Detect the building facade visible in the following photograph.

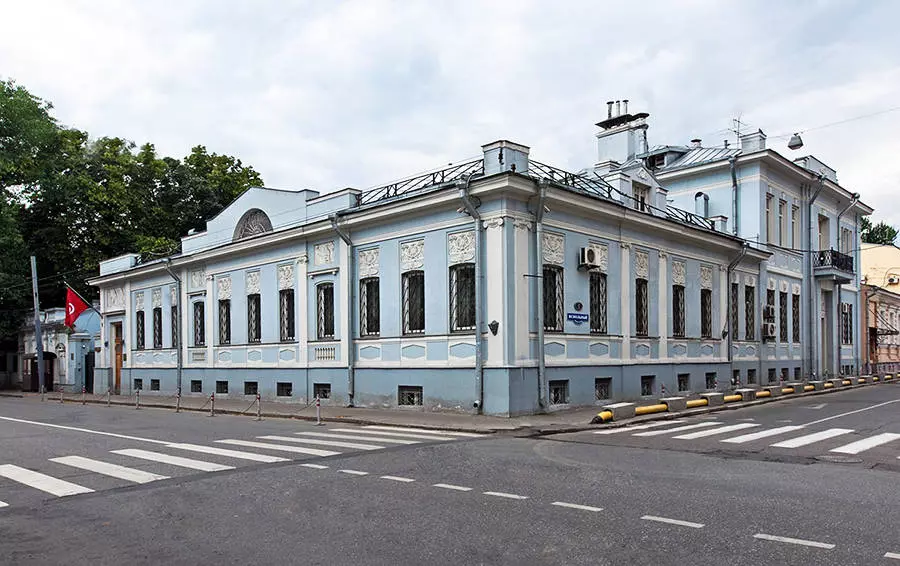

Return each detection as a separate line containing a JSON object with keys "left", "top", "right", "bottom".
{"left": 860, "top": 284, "right": 900, "bottom": 375}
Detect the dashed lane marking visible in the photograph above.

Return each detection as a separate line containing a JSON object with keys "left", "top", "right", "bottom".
{"left": 640, "top": 515, "right": 704, "bottom": 529}
{"left": 300, "top": 464, "right": 328, "bottom": 470}
{"left": 216, "top": 439, "right": 340, "bottom": 457}
{"left": 0, "top": 464, "right": 94, "bottom": 497}
{"left": 829, "top": 433, "right": 900, "bottom": 455}
{"left": 432, "top": 483, "right": 472, "bottom": 492}
{"left": 363, "top": 426, "right": 481, "bottom": 438}
{"left": 294, "top": 432, "right": 420, "bottom": 445}
{"left": 49, "top": 456, "right": 168, "bottom": 484}
{"left": 672, "top": 423, "right": 759, "bottom": 440}
{"left": 593, "top": 420, "right": 685, "bottom": 434}
{"left": 885, "top": 551, "right": 900, "bottom": 560}
{"left": 753, "top": 533, "right": 835, "bottom": 550}
{"left": 380, "top": 475, "right": 415, "bottom": 483}
{"left": 769, "top": 428, "right": 854, "bottom": 449}
{"left": 338, "top": 469, "right": 369, "bottom": 476}
{"left": 551, "top": 502, "right": 603, "bottom": 512}
{"left": 111, "top": 449, "right": 234, "bottom": 472}
{"left": 0, "top": 501, "right": 8, "bottom": 508}
{"left": 166, "top": 443, "right": 288, "bottom": 463}
{"left": 632, "top": 422, "right": 720, "bottom": 437}
{"left": 804, "top": 399, "right": 900, "bottom": 427}
{"left": 256, "top": 435, "right": 384, "bottom": 451}
{"left": 720, "top": 425, "right": 806, "bottom": 444}
{"left": 330, "top": 428, "right": 455, "bottom": 441}
{"left": 483, "top": 491, "right": 528, "bottom": 500}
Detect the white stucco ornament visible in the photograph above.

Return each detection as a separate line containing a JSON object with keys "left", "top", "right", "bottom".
{"left": 780, "top": 280, "right": 789, "bottom": 293}
{"left": 483, "top": 217, "right": 504, "bottom": 230}
{"left": 217, "top": 276, "right": 232, "bottom": 300}
{"left": 400, "top": 240, "right": 424, "bottom": 271}
{"left": 135, "top": 292, "right": 144, "bottom": 311}
{"left": 542, "top": 232, "right": 564, "bottom": 265}
{"left": 170, "top": 285, "right": 177, "bottom": 305}
{"left": 106, "top": 287, "right": 125, "bottom": 311}
{"left": 190, "top": 269, "right": 206, "bottom": 291}
{"left": 151, "top": 288, "right": 162, "bottom": 309}
{"left": 246, "top": 271, "right": 260, "bottom": 295}
{"left": 634, "top": 250, "right": 649, "bottom": 279}
{"left": 672, "top": 261, "right": 686, "bottom": 286}
{"left": 792, "top": 283, "right": 801, "bottom": 295}
{"left": 278, "top": 264, "right": 294, "bottom": 290}
{"left": 700, "top": 265, "right": 713, "bottom": 290}
{"left": 744, "top": 274, "right": 757, "bottom": 287}
{"left": 315, "top": 242, "right": 335, "bottom": 266}
{"left": 448, "top": 231, "right": 475, "bottom": 265}
{"left": 358, "top": 248, "right": 380, "bottom": 278}
{"left": 590, "top": 243, "right": 609, "bottom": 272}
{"left": 767, "top": 278, "right": 777, "bottom": 291}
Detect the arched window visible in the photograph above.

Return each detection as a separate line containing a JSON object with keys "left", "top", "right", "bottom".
{"left": 233, "top": 209, "right": 273, "bottom": 241}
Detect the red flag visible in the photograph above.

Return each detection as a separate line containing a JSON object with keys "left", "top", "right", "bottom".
{"left": 65, "top": 286, "right": 90, "bottom": 328}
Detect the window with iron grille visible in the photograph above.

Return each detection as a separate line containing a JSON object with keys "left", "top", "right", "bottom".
{"left": 193, "top": 302, "right": 205, "bottom": 347}
{"left": 359, "top": 277, "right": 380, "bottom": 336}
{"left": 218, "top": 299, "right": 231, "bottom": 345}
{"left": 589, "top": 271, "right": 607, "bottom": 334}
{"left": 133, "top": 378, "right": 143, "bottom": 391}
{"left": 216, "top": 380, "right": 228, "bottom": 394}
{"left": 841, "top": 303, "right": 853, "bottom": 344}
{"left": 279, "top": 289, "right": 295, "bottom": 342}
{"left": 398, "top": 385, "right": 423, "bottom": 406}
{"left": 317, "top": 283, "right": 335, "bottom": 339}
{"left": 636, "top": 278, "right": 649, "bottom": 337}
{"left": 701, "top": 289, "right": 713, "bottom": 339}
{"left": 779, "top": 291, "right": 788, "bottom": 342}
{"left": 152, "top": 307, "right": 162, "bottom": 349}
{"left": 732, "top": 370, "right": 741, "bottom": 386}
{"left": 191, "top": 379, "right": 202, "bottom": 393}
{"left": 767, "top": 289, "right": 775, "bottom": 317}
{"left": 276, "top": 382, "right": 293, "bottom": 397}
{"left": 677, "top": 373, "right": 690, "bottom": 392}
{"left": 744, "top": 285, "right": 755, "bottom": 340}
{"left": 768, "top": 368, "right": 776, "bottom": 383}
{"left": 792, "top": 294, "right": 801, "bottom": 342}
{"left": 748, "top": 369, "right": 757, "bottom": 384}
{"left": 150, "top": 379, "right": 160, "bottom": 391}
{"left": 244, "top": 381, "right": 258, "bottom": 395}
{"left": 594, "top": 378, "right": 611, "bottom": 400}
{"left": 672, "top": 284, "right": 685, "bottom": 338}
{"left": 731, "top": 283, "right": 739, "bottom": 338}
{"left": 641, "top": 375, "right": 655, "bottom": 396}
{"left": 402, "top": 271, "right": 425, "bottom": 335}
{"left": 783, "top": 368, "right": 791, "bottom": 382}
{"left": 247, "top": 293, "right": 261, "bottom": 343}
{"left": 705, "top": 372, "right": 717, "bottom": 390}
{"left": 314, "top": 383, "right": 331, "bottom": 399}
{"left": 449, "top": 263, "right": 475, "bottom": 331}
{"left": 794, "top": 367, "right": 801, "bottom": 380}
{"left": 543, "top": 266, "right": 564, "bottom": 332}
{"left": 171, "top": 305, "right": 178, "bottom": 348}
{"left": 549, "top": 380, "right": 569, "bottom": 405}
{"left": 135, "top": 310, "right": 145, "bottom": 350}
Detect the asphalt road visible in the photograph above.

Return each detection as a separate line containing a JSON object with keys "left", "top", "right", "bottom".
{"left": 1, "top": 387, "right": 899, "bottom": 565}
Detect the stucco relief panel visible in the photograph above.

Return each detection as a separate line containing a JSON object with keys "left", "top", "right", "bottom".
{"left": 358, "top": 248, "right": 380, "bottom": 278}
{"left": 151, "top": 288, "right": 162, "bottom": 309}
{"left": 106, "top": 287, "right": 125, "bottom": 311}
{"left": 246, "top": 271, "right": 260, "bottom": 295}
{"left": 542, "top": 232, "right": 564, "bottom": 265}
{"left": 135, "top": 292, "right": 144, "bottom": 311}
{"left": 217, "top": 276, "right": 232, "bottom": 300}
{"left": 634, "top": 250, "right": 649, "bottom": 279}
{"left": 590, "top": 243, "right": 609, "bottom": 272}
{"left": 315, "top": 242, "right": 335, "bottom": 266}
{"left": 448, "top": 231, "right": 475, "bottom": 265}
{"left": 700, "top": 266, "right": 713, "bottom": 290}
{"left": 278, "top": 264, "right": 294, "bottom": 290}
{"left": 400, "top": 240, "right": 424, "bottom": 271}
{"left": 672, "top": 261, "right": 686, "bottom": 286}
{"left": 189, "top": 268, "right": 206, "bottom": 291}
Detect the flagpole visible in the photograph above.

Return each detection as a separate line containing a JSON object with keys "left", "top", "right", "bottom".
{"left": 64, "top": 281, "right": 101, "bottom": 316}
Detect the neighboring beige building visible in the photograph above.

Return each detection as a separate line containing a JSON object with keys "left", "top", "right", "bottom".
{"left": 861, "top": 243, "right": 900, "bottom": 289}
{"left": 860, "top": 244, "right": 900, "bottom": 374}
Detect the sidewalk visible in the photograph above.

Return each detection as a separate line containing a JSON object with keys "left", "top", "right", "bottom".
{"left": 0, "top": 391, "right": 601, "bottom": 434}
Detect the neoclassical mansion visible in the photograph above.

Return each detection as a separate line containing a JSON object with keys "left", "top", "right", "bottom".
{"left": 88, "top": 107, "right": 866, "bottom": 415}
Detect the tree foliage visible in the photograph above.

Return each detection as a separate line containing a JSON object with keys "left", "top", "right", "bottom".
{"left": 860, "top": 216, "right": 898, "bottom": 246}
{"left": 0, "top": 80, "right": 263, "bottom": 338}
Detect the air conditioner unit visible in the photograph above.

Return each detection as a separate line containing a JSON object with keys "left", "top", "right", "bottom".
{"left": 578, "top": 247, "right": 599, "bottom": 270}
{"left": 763, "top": 322, "right": 777, "bottom": 339}
{"left": 763, "top": 305, "right": 777, "bottom": 320}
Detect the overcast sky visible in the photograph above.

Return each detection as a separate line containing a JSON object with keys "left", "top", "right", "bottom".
{"left": 3, "top": 0, "right": 899, "bottom": 223}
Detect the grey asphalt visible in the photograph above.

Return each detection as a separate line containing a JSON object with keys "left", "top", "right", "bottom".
{"left": 1, "top": 391, "right": 900, "bottom": 565}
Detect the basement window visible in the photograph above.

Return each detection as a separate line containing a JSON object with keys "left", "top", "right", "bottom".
{"left": 549, "top": 380, "right": 569, "bottom": 405}
{"left": 314, "top": 383, "right": 331, "bottom": 399}
{"left": 244, "top": 381, "right": 258, "bottom": 396}
{"left": 768, "top": 368, "right": 777, "bottom": 383}
{"left": 191, "top": 380, "right": 202, "bottom": 393}
{"left": 705, "top": 373, "right": 717, "bottom": 390}
{"left": 216, "top": 381, "right": 228, "bottom": 394}
{"left": 732, "top": 370, "right": 741, "bottom": 387}
{"left": 641, "top": 375, "right": 655, "bottom": 397}
{"left": 794, "top": 367, "right": 801, "bottom": 380}
{"left": 677, "top": 373, "right": 690, "bottom": 392}
{"left": 782, "top": 368, "right": 790, "bottom": 382}
{"left": 150, "top": 379, "right": 160, "bottom": 391}
{"left": 277, "top": 382, "right": 293, "bottom": 397}
{"left": 747, "top": 369, "right": 757, "bottom": 385}
{"left": 133, "top": 378, "right": 143, "bottom": 391}
{"left": 398, "top": 385, "right": 423, "bottom": 406}
{"left": 594, "top": 378, "right": 611, "bottom": 401}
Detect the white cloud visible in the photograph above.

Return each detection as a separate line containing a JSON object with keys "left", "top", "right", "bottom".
{"left": 2, "top": 0, "right": 899, "bottom": 221}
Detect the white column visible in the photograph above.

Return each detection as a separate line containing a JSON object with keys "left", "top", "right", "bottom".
{"left": 205, "top": 272, "right": 214, "bottom": 364}
{"left": 513, "top": 220, "right": 532, "bottom": 362}
{"left": 339, "top": 238, "right": 350, "bottom": 365}
{"left": 297, "top": 254, "right": 309, "bottom": 367}
{"left": 658, "top": 252, "right": 668, "bottom": 357}
{"left": 484, "top": 217, "right": 506, "bottom": 365}
{"left": 620, "top": 243, "right": 631, "bottom": 359}
{"left": 719, "top": 266, "right": 728, "bottom": 360}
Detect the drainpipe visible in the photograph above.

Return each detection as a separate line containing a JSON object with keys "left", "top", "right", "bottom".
{"left": 533, "top": 180, "right": 549, "bottom": 410}
{"left": 729, "top": 156, "right": 740, "bottom": 236}
{"left": 834, "top": 193, "right": 860, "bottom": 376}
{"left": 726, "top": 244, "right": 749, "bottom": 370}
{"left": 163, "top": 260, "right": 183, "bottom": 396}
{"left": 457, "top": 175, "right": 484, "bottom": 413}
{"left": 330, "top": 214, "right": 355, "bottom": 407}
{"left": 807, "top": 175, "right": 825, "bottom": 378}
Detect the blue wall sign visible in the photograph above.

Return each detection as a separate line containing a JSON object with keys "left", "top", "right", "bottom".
{"left": 567, "top": 313, "right": 589, "bottom": 325}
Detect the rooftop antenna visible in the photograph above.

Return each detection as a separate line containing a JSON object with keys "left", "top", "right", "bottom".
{"left": 730, "top": 115, "right": 748, "bottom": 148}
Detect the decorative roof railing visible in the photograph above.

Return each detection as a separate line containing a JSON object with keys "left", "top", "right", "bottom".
{"left": 356, "top": 158, "right": 485, "bottom": 206}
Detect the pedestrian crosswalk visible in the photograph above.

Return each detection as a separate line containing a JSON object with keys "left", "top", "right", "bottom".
{"left": 592, "top": 419, "right": 900, "bottom": 458}
{"left": 0, "top": 426, "right": 481, "bottom": 509}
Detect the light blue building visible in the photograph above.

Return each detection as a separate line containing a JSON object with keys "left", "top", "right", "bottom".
{"left": 94, "top": 104, "right": 881, "bottom": 416}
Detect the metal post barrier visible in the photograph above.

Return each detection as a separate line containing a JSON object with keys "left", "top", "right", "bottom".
{"left": 81, "top": 386, "right": 86, "bottom": 406}
{"left": 135, "top": 389, "right": 141, "bottom": 410}
{"left": 315, "top": 395, "right": 324, "bottom": 426}
{"left": 59, "top": 387, "right": 64, "bottom": 404}
{"left": 106, "top": 387, "right": 111, "bottom": 407}
{"left": 40, "top": 384, "right": 45, "bottom": 402}
{"left": 175, "top": 388, "right": 181, "bottom": 413}
{"left": 209, "top": 392, "right": 215, "bottom": 417}
{"left": 256, "top": 393, "right": 261, "bottom": 421}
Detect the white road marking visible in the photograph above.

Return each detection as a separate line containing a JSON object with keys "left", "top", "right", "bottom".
{"left": 216, "top": 439, "right": 340, "bottom": 457}
{"left": 49, "top": 456, "right": 168, "bottom": 484}
{"left": 331, "top": 428, "right": 454, "bottom": 441}
{"left": 363, "top": 426, "right": 480, "bottom": 438}
{"left": 484, "top": 491, "right": 528, "bottom": 500}
{"left": 338, "top": 469, "right": 368, "bottom": 476}
{"left": 0, "top": 464, "right": 94, "bottom": 497}
{"left": 804, "top": 399, "right": 900, "bottom": 426}
{"left": 294, "top": 432, "right": 419, "bottom": 444}
{"left": 111, "top": 449, "right": 234, "bottom": 472}
{"left": 885, "top": 551, "right": 900, "bottom": 560}
{"left": 0, "top": 415, "right": 169, "bottom": 445}
{"left": 301, "top": 463, "right": 328, "bottom": 470}
{"left": 593, "top": 420, "right": 685, "bottom": 434}
{"left": 770, "top": 428, "right": 854, "bottom": 448}
{"left": 257, "top": 435, "right": 383, "bottom": 451}
{"left": 829, "top": 433, "right": 900, "bottom": 454}
{"left": 551, "top": 501, "right": 603, "bottom": 512}
{"left": 673, "top": 423, "right": 759, "bottom": 439}
{"left": 806, "top": 403, "right": 827, "bottom": 410}
{"left": 0, "top": 501, "right": 8, "bottom": 508}
{"left": 633, "top": 422, "right": 720, "bottom": 437}
{"left": 753, "top": 533, "right": 834, "bottom": 549}
{"left": 432, "top": 483, "right": 472, "bottom": 491}
{"left": 640, "top": 515, "right": 704, "bottom": 528}
{"left": 166, "top": 443, "right": 288, "bottom": 463}
{"left": 380, "top": 475, "right": 415, "bottom": 483}
{"left": 721, "top": 425, "right": 806, "bottom": 444}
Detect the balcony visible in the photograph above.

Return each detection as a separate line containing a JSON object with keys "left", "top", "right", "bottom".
{"left": 813, "top": 248, "right": 854, "bottom": 283}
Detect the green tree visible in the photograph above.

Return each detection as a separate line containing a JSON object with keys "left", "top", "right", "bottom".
{"left": 860, "top": 217, "right": 898, "bottom": 245}
{"left": 0, "top": 79, "right": 60, "bottom": 194}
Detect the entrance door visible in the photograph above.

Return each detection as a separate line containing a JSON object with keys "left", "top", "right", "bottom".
{"left": 112, "top": 322, "right": 123, "bottom": 394}
{"left": 84, "top": 352, "right": 95, "bottom": 393}
{"left": 820, "top": 291, "right": 832, "bottom": 376}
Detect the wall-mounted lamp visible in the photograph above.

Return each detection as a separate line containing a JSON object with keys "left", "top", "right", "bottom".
{"left": 488, "top": 320, "right": 499, "bottom": 336}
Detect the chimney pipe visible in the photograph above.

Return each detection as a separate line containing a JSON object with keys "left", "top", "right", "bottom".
{"left": 615, "top": 100, "right": 621, "bottom": 116}
{"left": 691, "top": 138, "right": 702, "bottom": 149}
{"left": 607, "top": 101, "right": 614, "bottom": 119}
{"left": 623, "top": 99, "right": 629, "bottom": 114}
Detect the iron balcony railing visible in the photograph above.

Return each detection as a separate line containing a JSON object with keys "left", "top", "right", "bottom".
{"left": 357, "top": 159, "right": 485, "bottom": 206}
{"left": 814, "top": 248, "right": 854, "bottom": 273}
